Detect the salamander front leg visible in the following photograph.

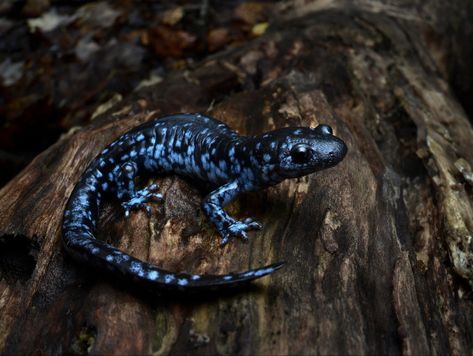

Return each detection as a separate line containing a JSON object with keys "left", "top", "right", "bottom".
{"left": 201, "top": 181, "right": 262, "bottom": 245}
{"left": 116, "top": 162, "right": 163, "bottom": 217}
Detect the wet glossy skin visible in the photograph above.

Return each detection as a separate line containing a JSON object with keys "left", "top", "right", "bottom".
{"left": 62, "top": 113, "right": 347, "bottom": 291}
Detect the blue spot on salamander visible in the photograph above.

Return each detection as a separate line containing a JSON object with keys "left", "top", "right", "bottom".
{"left": 164, "top": 274, "right": 175, "bottom": 284}
{"left": 148, "top": 271, "right": 159, "bottom": 280}
{"left": 177, "top": 278, "right": 188, "bottom": 286}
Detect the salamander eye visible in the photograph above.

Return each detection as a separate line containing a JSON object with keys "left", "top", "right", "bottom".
{"left": 290, "top": 144, "right": 312, "bottom": 164}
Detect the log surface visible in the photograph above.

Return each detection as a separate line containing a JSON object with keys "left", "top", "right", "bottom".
{"left": 1, "top": 1, "right": 473, "bottom": 354}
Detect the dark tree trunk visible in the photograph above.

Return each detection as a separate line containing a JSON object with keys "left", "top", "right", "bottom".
{"left": 1, "top": 1, "right": 473, "bottom": 354}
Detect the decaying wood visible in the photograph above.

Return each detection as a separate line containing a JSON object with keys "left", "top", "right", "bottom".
{"left": 1, "top": 1, "right": 473, "bottom": 354}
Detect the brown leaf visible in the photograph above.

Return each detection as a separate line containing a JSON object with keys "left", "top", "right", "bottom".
{"left": 207, "top": 28, "right": 230, "bottom": 52}
{"left": 162, "top": 6, "right": 184, "bottom": 26}
{"left": 234, "top": 2, "right": 269, "bottom": 26}
{"left": 148, "top": 25, "right": 197, "bottom": 58}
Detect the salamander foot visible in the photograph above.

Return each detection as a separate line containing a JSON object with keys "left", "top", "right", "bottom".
{"left": 122, "top": 184, "right": 164, "bottom": 218}
{"left": 219, "top": 217, "right": 263, "bottom": 246}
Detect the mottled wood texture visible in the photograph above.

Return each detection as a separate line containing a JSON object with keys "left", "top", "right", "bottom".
{"left": 1, "top": 1, "right": 473, "bottom": 354}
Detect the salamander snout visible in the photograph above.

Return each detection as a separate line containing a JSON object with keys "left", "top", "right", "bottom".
{"left": 320, "top": 136, "right": 347, "bottom": 168}
{"left": 311, "top": 124, "right": 347, "bottom": 167}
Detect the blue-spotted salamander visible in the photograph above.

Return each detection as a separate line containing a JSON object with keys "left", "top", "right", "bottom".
{"left": 63, "top": 113, "right": 347, "bottom": 291}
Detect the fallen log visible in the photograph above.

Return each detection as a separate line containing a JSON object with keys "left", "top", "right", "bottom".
{"left": 1, "top": 2, "right": 473, "bottom": 354}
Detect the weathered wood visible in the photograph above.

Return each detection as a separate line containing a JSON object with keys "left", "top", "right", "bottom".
{"left": 1, "top": 1, "right": 473, "bottom": 354}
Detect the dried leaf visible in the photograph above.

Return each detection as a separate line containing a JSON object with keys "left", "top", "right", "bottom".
{"left": 207, "top": 28, "right": 230, "bottom": 52}
{"left": 234, "top": 2, "right": 268, "bottom": 25}
{"left": 162, "top": 7, "right": 184, "bottom": 26}
{"left": 91, "top": 93, "right": 123, "bottom": 120}
{"left": 149, "top": 25, "right": 197, "bottom": 58}
{"left": 27, "top": 9, "right": 72, "bottom": 33}
{"left": 135, "top": 70, "right": 163, "bottom": 90}
{"left": 75, "top": 2, "right": 121, "bottom": 29}
{"left": 251, "top": 22, "right": 269, "bottom": 36}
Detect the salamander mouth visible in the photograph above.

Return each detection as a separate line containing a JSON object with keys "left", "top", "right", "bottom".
{"left": 276, "top": 162, "right": 318, "bottom": 178}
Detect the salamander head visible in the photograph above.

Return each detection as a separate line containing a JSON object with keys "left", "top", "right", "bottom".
{"left": 252, "top": 124, "right": 347, "bottom": 180}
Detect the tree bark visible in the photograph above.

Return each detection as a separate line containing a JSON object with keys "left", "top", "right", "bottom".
{"left": 1, "top": 1, "right": 473, "bottom": 354}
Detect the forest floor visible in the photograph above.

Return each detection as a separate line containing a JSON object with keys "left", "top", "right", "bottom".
{"left": 0, "top": 0, "right": 285, "bottom": 187}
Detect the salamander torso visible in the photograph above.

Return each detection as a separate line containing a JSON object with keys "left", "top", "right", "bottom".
{"left": 63, "top": 113, "right": 347, "bottom": 291}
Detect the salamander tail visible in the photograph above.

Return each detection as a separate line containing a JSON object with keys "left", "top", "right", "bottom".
{"left": 63, "top": 230, "right": 284, "bottom": 291}
{"left": 179, "top": 261, "right": 285, "bottom": 290}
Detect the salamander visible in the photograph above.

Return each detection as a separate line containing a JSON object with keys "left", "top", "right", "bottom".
{"left": 62, "top": 113, "right": 347, "bottom": 291}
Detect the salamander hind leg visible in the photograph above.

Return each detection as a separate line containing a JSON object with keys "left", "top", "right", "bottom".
{"left": 121, "top": 183, "right": 163, "bottom": 217}
{"left": 116, "top": 162, "right": 164, "bottom": 218}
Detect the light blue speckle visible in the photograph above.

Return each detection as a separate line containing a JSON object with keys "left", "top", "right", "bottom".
{"left": 177, "top": 278, "right": 189, "bottom": 286}
{"left": 148, "top": 271, "right": 159, "bottom": 280}
{"left": 130, "top": 261, "right": 144, "bottom": 274}
{"left": 254, "top": 267, "right": 275, "bottom": 277}
{"left": 164, "top": 274, "right": 175, "bottom": 284}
